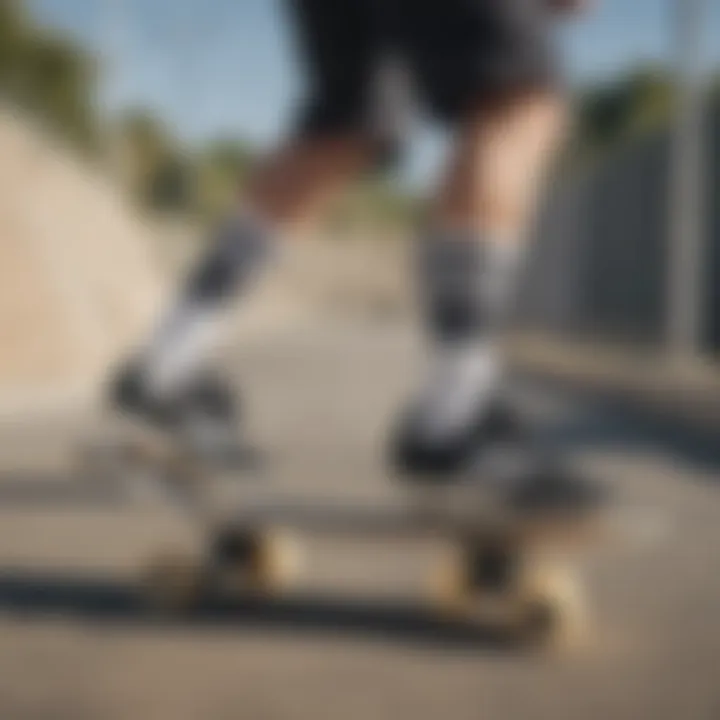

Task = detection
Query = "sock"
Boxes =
[138,211,275,397]
[412,229,524,443]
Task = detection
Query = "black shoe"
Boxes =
[112,362,238,428]
[391,395,608,515]
[109,362,249,466]
[391,396,527,479]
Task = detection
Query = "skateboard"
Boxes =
[81,423,650,651]
[137,467,614,651]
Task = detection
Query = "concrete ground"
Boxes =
[0,321,719,720]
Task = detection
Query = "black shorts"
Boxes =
[289,0,560,136]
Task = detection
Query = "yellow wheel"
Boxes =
[429,540,518,617]
[428,544,472,616]
[429,542,588,652]
[509,564,588,651]
[215,527,302,597]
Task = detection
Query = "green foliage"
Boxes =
[121,111,173,167]
[194,138,255,217]
[203,138,254,177]
[0,0,98,149]
[324,176,421,238]
[148,154,196,211]
[0,0,26,91]
[20,35,98,147]
[1,2,714,230]
[572,66,675,165]
[117,118,258,217]
[118,110,196,212]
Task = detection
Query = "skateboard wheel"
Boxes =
[215,528,302,595]
[429,542,518,615]
[430,545,587,651]
[510,566,587,650]
[428,545,470,615]
[141,550,208,614]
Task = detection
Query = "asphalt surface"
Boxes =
[0,322,719,720]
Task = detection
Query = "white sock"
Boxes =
[414,341,500,441]
[414,230,524,443]
[138,211,275,398]
[140,300,226,398]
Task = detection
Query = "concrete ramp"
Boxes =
[0,110,166,415]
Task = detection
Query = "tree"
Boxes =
[573,67,675,164]
[119,110,193,211]
[195,138,256,216]
[20,35,98,148]
[0,0,98,149]
[0,0,26,94]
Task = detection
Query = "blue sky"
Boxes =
[25,0,720,182]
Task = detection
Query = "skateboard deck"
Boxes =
[138,484,629,651]
[81,424,658,651]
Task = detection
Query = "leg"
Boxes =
[245,134,372,233]
[112,133,372,458]
[128,133,370,401]
[393,0,567,474]
[394,1,607,512]
[409,90,566,445]
[394,90,566,474]
[433,90,567,237]
[112,0,385,453]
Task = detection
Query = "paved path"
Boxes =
[0,323,719,720]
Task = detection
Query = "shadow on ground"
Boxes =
[524,390,720,475]
[517,378,720,475]
[0,471,126,507]
[0,569,520,653]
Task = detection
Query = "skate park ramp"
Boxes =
[0,109,166,416]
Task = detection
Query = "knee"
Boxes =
[461,88,567,136]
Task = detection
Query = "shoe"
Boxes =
[391,395,526,478]
[109,362,248,466]
[391,393,608,515]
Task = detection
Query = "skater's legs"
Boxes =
[124,0,388,402]
[245,134,373,231]
[133,133,371,400]
[396,88,566,469]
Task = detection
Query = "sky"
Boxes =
[25,0,720,183]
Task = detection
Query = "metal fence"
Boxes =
[520,105,719,353]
